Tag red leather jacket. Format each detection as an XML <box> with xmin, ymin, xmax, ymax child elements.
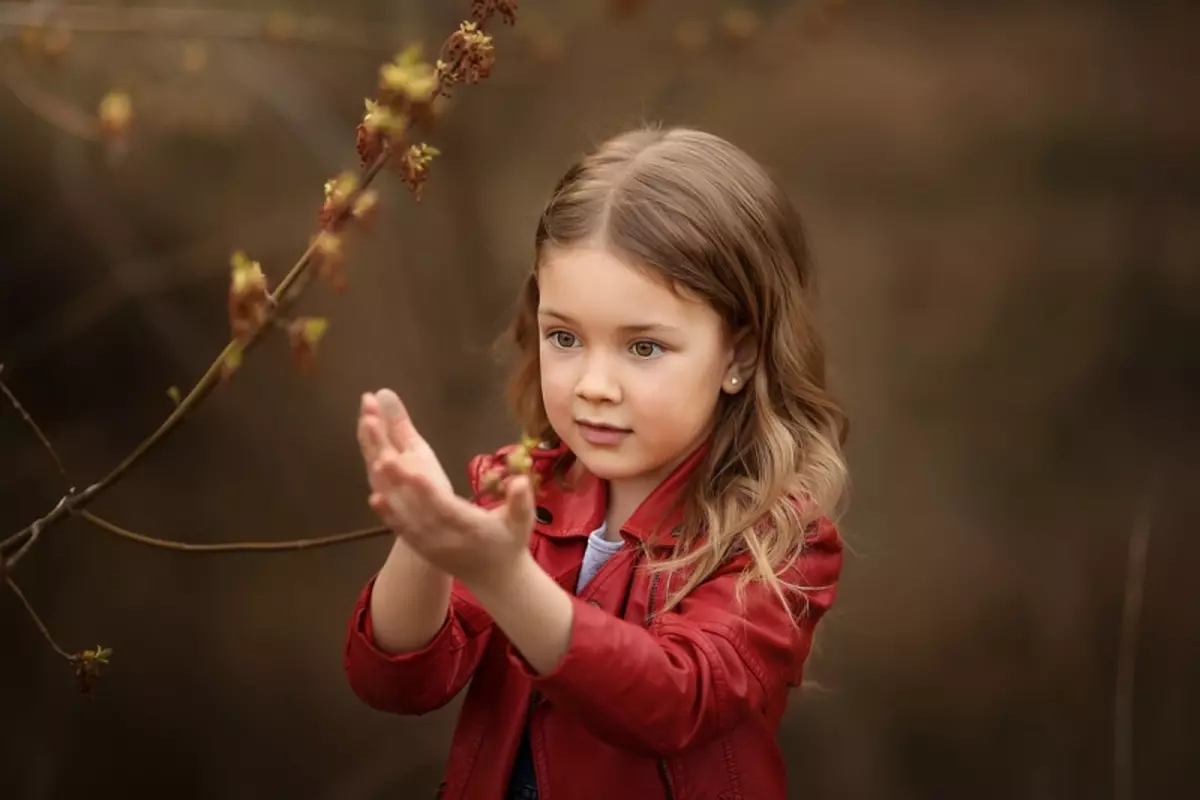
<box><xmin>343</xmin><ymin>440</ymin><xmax>843</xmax><ymax>800</ymax></box>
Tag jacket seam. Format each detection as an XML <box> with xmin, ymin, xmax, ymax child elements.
<box><xmin>721</xmin><ymin>732</ymin><xmax>742</xmax><ymax>799</ymax></box>
<box><xmin>659</xmin><ymin>617</ymin><xmax>772</xmax><ymax>702</ymax></box>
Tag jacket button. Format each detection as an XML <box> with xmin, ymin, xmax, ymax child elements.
<box><xmin>535</xmin><ymin>506</ymin><xmax>553</xmax><ymax>524</ymax></box>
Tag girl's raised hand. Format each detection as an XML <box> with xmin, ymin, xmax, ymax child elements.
<box><xmin>359</xmin><ymin>393</ymin><xmax>537</xmax><ymax>587</ymax></box>
<box><xmin>357</xmin><ymin>389</ymin><xmax>454</xmax><ymax>529</ymax></box>
<box><xmin>357</xmin><ymin>388</ymin><xmax>451</xmax><ymax>489</ymax></box>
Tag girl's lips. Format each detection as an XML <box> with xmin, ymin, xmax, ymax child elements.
<box><xmin>576</xmin><ymin>420</ymin><xmax>631</xmax><ymax>446</ymax></box>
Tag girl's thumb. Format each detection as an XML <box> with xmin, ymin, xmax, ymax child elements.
<box><xmin>375</xmin><ymin>388</ymin><xmax>417</xmax><ymax>448</ymax></box>
<box><xmin>504</xmin><ymin>476</ymin><xmax>535</xmax><ymax>532</ymax></box>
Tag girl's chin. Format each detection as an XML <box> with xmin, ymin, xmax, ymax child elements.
<box><xmin>571</xmin><ymin>445</ymin><xmax>664</xmax><ymax>484</ymax></box>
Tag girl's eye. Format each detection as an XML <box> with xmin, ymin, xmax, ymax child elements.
<box><xmin>630</xmin><ymin>340</ymin><xmax>663</xmax><ymax>359</ymax></box>
<box><xmin>548</xmin><ymin>330</ymin><xmax>579</xmax><ymax>349</ymax></box>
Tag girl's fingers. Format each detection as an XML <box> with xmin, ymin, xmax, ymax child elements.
<box><xmin>375</xmin><ymin>389</ymin><xmax>422</xmax><ymax>454</ymax></box>
<box><xmin>367</xmin><ymin>491</ymin><xmax>390</xmax><ymax>517</ymax></box>
<box><xmin>361</xmin><ymin>392</ymin><xmax>380</xmax><ymax>418</ymax></box>
<box><xmin>373</xmin><ymin>455</ymin><xmax>438</xmax><ymax>531</ymax></box>
<box><xmin>502</xmin><ymin>476</ymin><xmax>535</xmax><ymax>534</ymax></box>
<box><xmin>375</xmin><ymin>453</ymin><xmax>484</xmax><ymax>535</ymax></box>
<box><xmin>357</xmin><ymin>415</ymin><xmax>386</xmax><ymax>464</ymax></box>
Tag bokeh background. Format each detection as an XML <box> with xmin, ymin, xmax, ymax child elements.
<box><xmin>2</xmin><ymin>0</ymin><xmax>1197</xmax><ymax>797</ymax></box>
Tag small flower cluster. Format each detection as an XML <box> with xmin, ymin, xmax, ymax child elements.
<box><xmin>221</xmin><ymin>3</ymin><xmax>515</xmax><ymax>380</ymax></box>
<box><xmin>355</xmin><ymin>44</ymin><xmax>442</xmax><ymax>182</ymax></box>
<box><xmin>475</xmin><ymin>434</ymin><xmax>544</xmax><ymax>502</ymax></box>
<box><xmin>437</xmin><ymin>22</ymin><xmax>497</xmax><ymax>90</ymax></box>
<box><xmin>71</xmin><ymin>645</ymin><xmax>113</xmax><ymax>697</ymax></box>
<box><xmin>223</xmin><ymin>250</ymin><xmax>328</xmax><ymax>378</ymax></box>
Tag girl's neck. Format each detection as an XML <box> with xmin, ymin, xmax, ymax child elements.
<box><xmin>600</xmin><ymin>428</ymin><xmax>714</xmax><ymax>541</ymax></box>
<box><xmin>603</xmin><ymin>477</ymin><xmax>658</xmax><ymax>541</ymax></box>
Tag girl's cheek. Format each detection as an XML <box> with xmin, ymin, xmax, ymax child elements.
<box><xmin>539</xmin><ymin>367</ymin><xmax>572</xmax><ymax>406</ymax></box>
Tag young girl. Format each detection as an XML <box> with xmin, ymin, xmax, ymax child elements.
<box><xmin>344</xmin><ymin>126</ymin><xmax>848</xmax><ymax>800</ymax></box>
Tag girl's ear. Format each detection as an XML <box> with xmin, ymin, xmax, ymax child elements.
<box><xmin>722</xmin><ymin>329</ymin><xmax>758</xmax><ymax>395</ymax></box>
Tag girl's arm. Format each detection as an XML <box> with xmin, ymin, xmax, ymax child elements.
<box><xmin>342</xmin><ymin>453</ymin><xmax>502</xmax><ymax>716</ymax></box>
<box><xmin>467</xmin><ymin>517</ymin><xmax>844</xmax><ymax>757</ymax></box>
<box><xmin>367</xmin><ymin>536</ymin><xmax>453</xmax><ymax>653</ymax></box>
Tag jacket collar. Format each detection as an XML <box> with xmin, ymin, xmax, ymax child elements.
<box><xmin>532</xmin><ymin>437</ymin><xmax>711</xmax><ymax>548</ymax></box>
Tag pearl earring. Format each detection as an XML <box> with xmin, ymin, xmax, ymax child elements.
<box><xmin>729</xmin><ymin>376</ymin><xmax>739</xmax><ymax>387</ymax></box>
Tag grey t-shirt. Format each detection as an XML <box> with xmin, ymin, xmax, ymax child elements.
<box><xmin>576</xmin><ymin>522</ymin><xmax>623</xmax><ymax>593</ymax></box>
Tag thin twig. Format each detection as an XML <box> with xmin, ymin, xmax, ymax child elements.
<box><xmin>0</xmin><ymin>4</ymin><xmax>393</xmax><ymax>51</ymax></box>
<box><xmin>0</xmin><ymin>146</ymin><xmax>393</xmax><ymax>562</ymax></box>
<box><xmin>78</xmin><ymin>510</ymin><xmax>389</xmax><ymax>553</ymax></box>
<box><xmin>5</xmin><ymin>576</ymin><xmax>73</xmax><ymax>661</ymax></box>
<box><xmin>6</xmin><ymin>497</ymin><xmax>68</xmax><ymax>568</ymax></box>
<box><xmin>1114</xmin><ymin>491</ymin><xmax>1155</xmax><ymax>800</ymax></box>
<box><xmin>2</xmin><ymin>4</ymin><xmax>504</xmax><ymax>573</ymax></box>
<box><xmin>0</xmin><ymin>147</ymin><xmax>389</xmax><ymax>565</ymax></box>
<box><xmin>0</xmin><ymin>364</ymin><xmax>72</xmax><ymax>487</ymax></box>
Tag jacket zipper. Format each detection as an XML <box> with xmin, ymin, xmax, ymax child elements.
<box><xmin>645</xmin><ymin>572</ymin><xmax>676</xmax><ymax>800</ymax></box>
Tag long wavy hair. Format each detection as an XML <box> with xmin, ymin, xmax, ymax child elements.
<box><xmin>502</xmin><ymin>125</ymin><xmax>849</xmax><ymax>613</ymax></box>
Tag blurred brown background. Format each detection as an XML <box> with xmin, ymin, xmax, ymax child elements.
<box><xmin>2</xmin><ymin>0</ymin><xmax>1197</xmax><ymax>797</ymax></box>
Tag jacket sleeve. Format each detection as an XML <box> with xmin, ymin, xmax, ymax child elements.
<box><xmin>341</xmin><ymin>449</ymin><xmax>515</xmax><ymax>715</ymax></box>
<box><xmin>342</xmin><ymin>574</ymin><xmax>494</xmax><ymax>715</ymax></box>
<box><xmin>514</xmin><ymin>516</ymin><xmax>843</xmax><ymax>757</ymax></box>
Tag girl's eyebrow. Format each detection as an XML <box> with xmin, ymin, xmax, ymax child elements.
<box><xmin>538</xmin><ymin>309</ymin><xmax>680</xmax><ymax>336</ymax></box>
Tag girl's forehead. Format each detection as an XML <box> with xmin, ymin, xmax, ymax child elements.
<box><xmin>538</xmin><ymin>247</ymin><xmax>709</xmax><ymax>325</ymax></box>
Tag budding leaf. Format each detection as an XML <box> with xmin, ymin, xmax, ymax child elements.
<box><xmin>287</xmin><ymin>316</ymin><xmax>330</xmax><ymax>375</ymax></box>
<box><xmin>71</xmin><ymin>645</ymin><xmax>113</xmax><ymax>697</ymax></box>
<box><xmin>398</xmin><ymin>143</ymin><xmax>440</xmax><ymax>201</ymax></box>
<box><xmin>313</xmin><ymin>232</ymin><xmax>347</xmax><ymax>291</ymax></box>
<box><xmin>227</xmin><ymin>251</ymin><xmax>271</xmax><ymax>341</ymax></box>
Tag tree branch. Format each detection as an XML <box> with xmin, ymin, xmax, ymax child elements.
<box><xmin>0</xmin><ymin>364</ymin><xmax>72</xmax><ymax>488</ymax></box>
<box><xmin>1</xmin><ymin>0</ymin><xmax>520</xmax><ymax>695</ymax></box>
<box><xmin>0</xmin><ymin>148</ymin><xmax>392</xmax><ymax>566</ymax></box>
<box><xmin>4</xmin><ymin>576</ymin><xmax>73</xmax><ymax>661</ymax></box>
<box><xmin>78</xmin><ymin>510</ymin><xmax>389</xmax><ymax>553</ymax></box>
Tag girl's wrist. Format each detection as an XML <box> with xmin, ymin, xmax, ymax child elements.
<box><xmin>462</xmin><ymin>547</ymin><xmax>537</xmax><ymax>602</ymax></box>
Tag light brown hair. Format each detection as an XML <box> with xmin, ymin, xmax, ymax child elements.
<box><xmin>503</xmin><ymin>125</ymin><xmax>849</xmax><ymax>613</ymax></box>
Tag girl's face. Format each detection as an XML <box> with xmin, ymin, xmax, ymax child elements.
<box><xmin>536</xmin><ymin>245</ymin><xmax>737</xmax><ymax>491</ymax></box>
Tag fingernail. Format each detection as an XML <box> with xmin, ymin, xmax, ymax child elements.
<box><xmin>376</xmin><ymin>389</ymin><xmax>402</xmax><ymax>420</ymax></box>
